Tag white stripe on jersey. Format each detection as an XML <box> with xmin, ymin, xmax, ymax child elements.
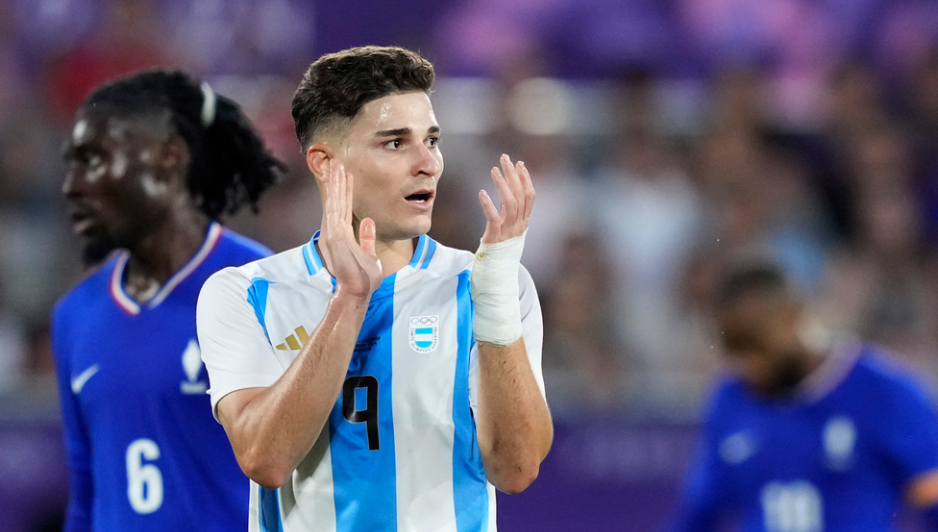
<box><xmin>197</xmin><ymin>233</ymin><xmax>544</xmax><ymax>532</ymax></box>
<box><xmin>392</xmin><ymin>272</ymin><xmax>460</xmax><ymax>530</ymax></box>
<box><xmin>282</xmin><ymin>427</ymin><xmax>336</xmax><ymax>531</ymax></box>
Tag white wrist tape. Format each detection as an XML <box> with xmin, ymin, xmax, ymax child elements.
<box><xmin>471</xmin><ymin>231</ymin><xmax>526</xmax><ymax>345</ymax></box>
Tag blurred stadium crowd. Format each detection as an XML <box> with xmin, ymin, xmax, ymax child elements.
<box><xmin>3</xmin><ymin>0</ymin><xmax>938</xmax><ymax>425</ymax></box>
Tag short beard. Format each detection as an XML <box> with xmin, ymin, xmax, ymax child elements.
<box><xmin>766</xmin><ymin>353</ymin><xmax>807</xmax><ymax>397</ymax></box>
<box><xmin>81</xmin><ymin>233</ymin><xmax>121</xmax><ymax>268</ymax></box>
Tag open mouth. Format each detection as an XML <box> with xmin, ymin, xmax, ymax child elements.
<box><xmin>69</xmin><ymin>209</ymin><xmax>97</xmax><ymax>235</ymax></box>
<box><xmin>406</xmin><ymin>191</ymin><xmax>434</xmax><ymax>204</ymax></box>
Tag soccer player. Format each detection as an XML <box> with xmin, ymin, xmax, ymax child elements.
<box><xmin>670</xmin><ymin>261</ymin><xmax>938</xmax><ymax>531</ymax></box>
<box><xmin>53</xmin><ymin>70</ymin><xmax>285</xmax><ymax>532</ymax></box>
<box><xmin>196</xmin><ymin>46</ymin><xmax>554</xmax><ymax>531</ymax></box>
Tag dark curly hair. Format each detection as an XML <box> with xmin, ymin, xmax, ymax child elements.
<box><xmin>81</xmin><ymin>69</ymin><xmax>286</xmax><ymax>219</ymax></box>
<box><xmin>716</xmin><ymin>260</ymin><xmax>794</xmax><ymax>310</ymax></box>
<box><xmin>291</xmin><ymin>46</ymin><xmax>435</xmax><ymax>149</ymax></box>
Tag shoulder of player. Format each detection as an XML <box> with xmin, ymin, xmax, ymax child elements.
<box><xmin>214</xmin><ymin>227</ymin><xmax>274</xmax><ymax>262</ymax></box>
<box><xmin>52</xmin><ymin>254</ymin><xmax>124</xmax><ymax>354</ymax></box>
<box><xmin>417</xmin><ymin>239</ymin><xmax>473</xmax><ymax>276</ymax></box>
<box><xmin>851</xmin><ymin>346</ymin><xmax>935</xmax><ymax>404</ymax></box>
<box><xmin>212</xmin><ymin>241</ymin><xmax>309</xmax><ymax>285</ymax></box>
<box><xmin>692</xmin><ymin>375</ymin><xmax>749</xmax><ymax>440</ymax></box>
<box><xmin>54</xmin><ymin>253</ymin><xmax>122</xmax><ymax>315</ymax></box>
<box><xmin>199</xmin><ymin>242</ymin><xmax>322</xmax><ymax>312</ymax></box>
<box><xmin>702</xmin><ymin>373</ymin><xmax>749</xmax><ymax>412</ymax></box>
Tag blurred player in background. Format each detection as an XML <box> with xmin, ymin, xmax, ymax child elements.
<box><xmin>196</xmin><ymin>46</ymin><xmax>553</xmax><ymax>531</ymax></box>
<box><xmin>670</xmin><ymin>261</ymin><xmax>938</xmax><ymax>531</ymax></box>
<box><xmin>53</xmin><ymin>69</ymin><xmax>285</xmax><ymax>531</ymax></box>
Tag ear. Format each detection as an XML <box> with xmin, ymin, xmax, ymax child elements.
<box><xmin>158</xmin><ymin>139</ymin><xmax>190</xmax><ymax>183</ymax></box>
<box><xmin>306</xmin><ymin>142</ymin><xmax>335</xmax><ymax>186</ymax></box>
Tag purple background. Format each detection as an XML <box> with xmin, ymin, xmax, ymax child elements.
<box><xmin>4</xmin><ymin>1</ymin><xmax>938</xmax><ymax>531</ymax></box>
<box><xmin>1</xmin><ymin>417</ymin><xmax>927</xmax><ymax>532</ymax></box>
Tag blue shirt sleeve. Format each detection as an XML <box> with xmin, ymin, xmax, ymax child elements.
<box><xmin>669</xmin><ymin>385</ymin><xmax>733</xmax><ymax>532</ymax></box>
<box><xmin>877</xmin><ymin>369</ymin><xmax>938</xmax><ymax>488</ymax></box>
<box><xmin>52</xmin><ymin>304</ymin><xmax>93</xmax><ymax>532</ymax></box>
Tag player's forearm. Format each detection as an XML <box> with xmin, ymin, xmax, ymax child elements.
<box><xmin>224</xmin><ymin>290</ymin><xmax>368</xmax><ymax>488</ymax></box>
<box><xmin>475</xmin><ymin>338</ymin><xmax>553</xmax><ymax>494</ymax></box>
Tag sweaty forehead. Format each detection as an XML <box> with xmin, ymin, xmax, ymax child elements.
<box><xmin>352</xmin><ymin>92</ymin><xmax>438</xmax><ymax>133</ymax></box>
<box><xmin>70</xmin><ymin>110</ymin><xmax>167</xmax><ymax>149</ymax></box>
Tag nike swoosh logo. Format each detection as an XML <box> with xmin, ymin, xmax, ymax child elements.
<box><xmin>71</xmin><ymin>365</ymin><xmax>100</xmax><ymax>394</ymax></box>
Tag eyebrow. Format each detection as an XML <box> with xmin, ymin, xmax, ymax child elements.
<box><xmin>374</xmin><ymin>126</ymin><xmax>441</xmax><ymax>137</ymax></box>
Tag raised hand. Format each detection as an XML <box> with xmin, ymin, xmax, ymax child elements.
<box><xmin>318</xmin><ymin>160</ymin><xmax>383</xmax><ymax>298</ymax></box>
<box><xmin>478</xmin><ymin>154</ymin><xmax>535</xmax><ymax>244</ymax></box>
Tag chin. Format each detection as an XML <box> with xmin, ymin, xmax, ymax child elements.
<box><xmin>81</xmin><ymin>233</ymin><xmax>120</xmax><ymax>267</ymax></box>
<box><xmin>416</xmin><ymin>214</ymin><xmax>433</xmax><ymax>234</ymax></box>
<box><xmin>414</xmin><ymin>221</ymin><xmax>432</xmax><ymax>238</ymax></box>
<box><xmin>402</xmin><ymin>220</ymin><xmax>433</xmax><ymax>239</ymax></box>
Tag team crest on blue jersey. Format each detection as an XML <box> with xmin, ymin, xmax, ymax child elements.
<box><xmin>409</xmin><ymin>316</ymin><xmax>439</xmax><ymax>353</ymax></box>
<box><xmin>180</xmin><ymin>339</ymin><xmax>208</xmax><ymax>394</ymax></box>
<box><xmin>823</xmin><ymin>415</ymin><xmax>856</xmax><ymax>470</ymax></box>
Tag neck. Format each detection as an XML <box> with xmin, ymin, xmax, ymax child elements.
<box><xmin>374</xmin><ymin>236</ymin><xmax>419</xmax><ymax>277</ymax></box>
<box><xmin>800</xmin><ymin>349</ymin><xmax>826</xmax><ymax>379</ymax></box>
<box><xmin>123</xmin><ymin>207</ymin><xmax>211</xmax><ymax>302</ymax></box>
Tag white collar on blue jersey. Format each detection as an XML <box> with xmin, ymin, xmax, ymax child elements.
<box><xmin>796</xmin><ymin>334</ymin><xmax>863</xmax><ymax>403</ymax></box>
<box><xmin>110</xmin><ymin>222</ymin><xmax>223</xmax><ymax>315</ymax></box>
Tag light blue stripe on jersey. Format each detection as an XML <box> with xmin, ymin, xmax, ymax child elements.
<box><xmin>409</xmin><ymin>234</ymin><xmax>427</xmax><ymax>268</ymax></box>
<box><xmin>245</xmin><ymin>276</ymin><xmax>278</xmax><ymax>532</ymax></box>
<box><xmin>246</xmin><ymin>277</ymin><xmax>273</xmax><ymax>343</ymax></box>
<box><xmin>453</xmin><ymin>270</ymin><xmax>488</xmax><ymax>531</ymax></box>
<box><xmin>259</xmin><ymin>486</ymin><xmax>284</xmax><ymax>532</ymax></box>
<box><xmin>329</xmin><ymin>273</ymin><xmax>398</xmax><ymax>531</ymax></box>
<box><xmin>420</xmin><ymin>238</ymin><xmax>437</xmax><ymax>270</ymax></box>
<box><xmin>303</xmin><ymin>231</ymin><xmax>325</xmax><ymax>275</ymax></box>
<box><xmin>302</xmin><ymin>244</ymin><xmax>316</xmax><ymax>275</ymax></box>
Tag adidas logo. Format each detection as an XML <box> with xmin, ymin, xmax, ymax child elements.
<box><xmin>276</xmin><ymin>326</ymin><xmax>311</xmax><ymax>351</ymax></box>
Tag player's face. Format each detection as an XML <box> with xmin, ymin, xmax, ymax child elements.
<box><xmin>63</xmin><ymin>110</ymin><xmax>173</xmax><ymax>260</ymax></box>
<box><xmin>718</xmin><ymin>295</ymin><xmax>805</xmax><ymax>397</ymax></box>
<box><xmin>338</xmin><ymin>91</ymin><xmax>443</xmax><ymax>242</ymax></box>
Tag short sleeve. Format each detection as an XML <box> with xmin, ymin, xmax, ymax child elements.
<box><xmin>469</xmin><ymin>265</ymin><xmax>545</xmax><ymax>411</ymax></box>
<box><xmin>878</xmin><ymin>375</ymin><xmax>938</xmax><ymax>485</ymax></box>
<box><xmin>196</xmin><ymin>268</ymin><xmax>285</xmax><ymax>420</ymax></box>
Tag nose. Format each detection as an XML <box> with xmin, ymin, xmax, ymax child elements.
<box><xmin>62</xmin><ymin>166</ymin><xmax>85</xmax><ymax>198</ymax></box>
<box><xmin>413</xmin><ymin>143</ymin><xmax>442</xmax><ymax>178</ymax></box>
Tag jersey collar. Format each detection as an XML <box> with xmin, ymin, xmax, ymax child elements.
<box><xmin>302</xmin><ymin>231</ymin><xmax>438</xmax><ymax>278</ymax></box>
<box><xmin>796</xmin><ymin>335</ymin><xmax>863</xmax><ymax>403</ymax></box>
<box><xmin>109</xmin><ymin>222</ymin><xmax>223</xmax><ymax>315</ymax></box>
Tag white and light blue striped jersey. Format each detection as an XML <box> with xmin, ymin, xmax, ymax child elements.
<box><xmin>196</xmin><ymin>232</ymin><xmax>545</xmax><ymax>532</ymax></box>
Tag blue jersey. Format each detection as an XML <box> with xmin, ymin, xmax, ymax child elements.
<box><xmin>671</xmin><ymin>341</ymin><xmax>938</xmax><ymax>532</ymax></box>
<box><xmin>52</xmin><ymin>223</ymin><xmax>271</xmax><ymax>532</ymax></box>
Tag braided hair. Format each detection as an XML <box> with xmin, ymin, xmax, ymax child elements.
<box><xmin>81</xmin><ymin>69</ymin><xmax>285</xmax><ymax>219</ymax></box>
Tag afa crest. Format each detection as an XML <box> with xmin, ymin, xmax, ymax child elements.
<box><xmin>409</xmin><ymin>316</ymin><xmax>439</xmax><ymax>353</ymax></box>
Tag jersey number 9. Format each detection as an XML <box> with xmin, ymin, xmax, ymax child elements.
<box><xmin>343</xmin><ymin>376</ymin><xmax>380</xmax><ymax>450</ymax></box>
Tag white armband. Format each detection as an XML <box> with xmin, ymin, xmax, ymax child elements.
<box><xmin>471</xmin><ymin>231</ymin><xmax>526</xmax><ymax>345</ymax></box>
